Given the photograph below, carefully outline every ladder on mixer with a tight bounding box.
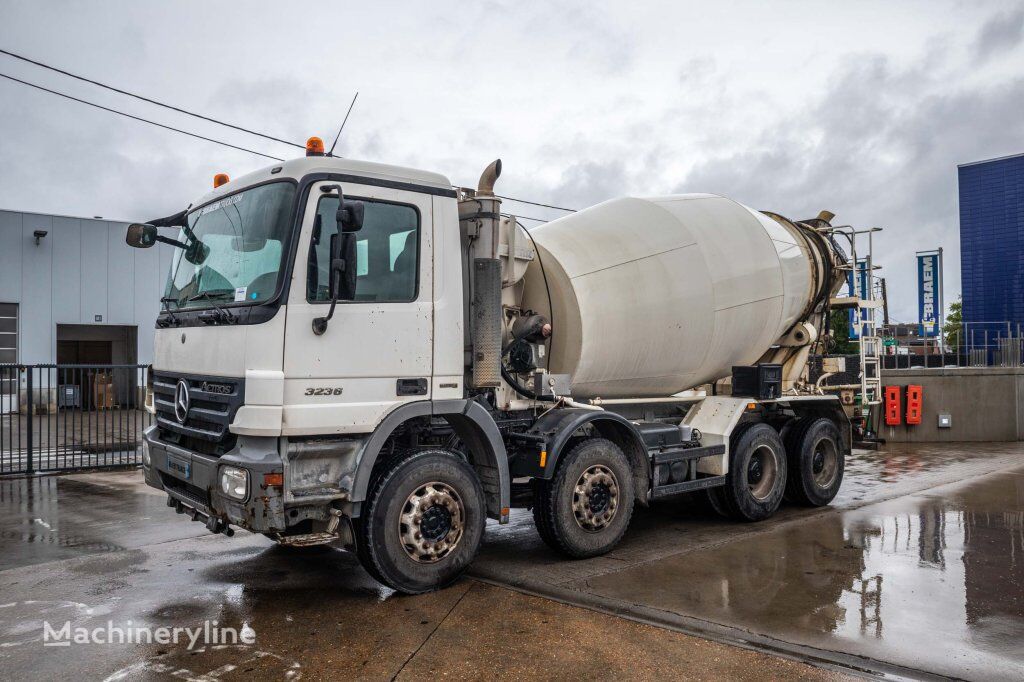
[854,301,883,406]
[828,226,884,407]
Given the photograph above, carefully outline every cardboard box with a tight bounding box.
[93,373,115,410]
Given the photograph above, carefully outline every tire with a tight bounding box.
[783,417,844,507]
[703,486,731,518]
[356,449,486,594]
[720,422,787,522]
[533,438,635,558]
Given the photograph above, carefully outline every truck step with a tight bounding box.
[651,475,727,499]
[651,443,725,465]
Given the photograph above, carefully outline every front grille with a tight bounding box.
[161,472,210,509]
[153,372,244,456]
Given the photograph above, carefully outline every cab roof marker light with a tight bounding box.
[213,173,229,188]
[306,136,325,157]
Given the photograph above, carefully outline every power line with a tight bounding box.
[0,47,305,151]
[0,48,586,212]
[494,194,577,212]
[503,213,549,224]
[0,72,284,161]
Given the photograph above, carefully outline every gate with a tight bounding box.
[0,364,152,475]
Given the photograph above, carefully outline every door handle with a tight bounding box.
[396,378,428,396]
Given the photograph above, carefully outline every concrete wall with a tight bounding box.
[0,209,176,367]
[881,367,1024,442]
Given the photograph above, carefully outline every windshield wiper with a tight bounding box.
[157,296,181,327]
[186,289,234,303]
[187,290,237,324]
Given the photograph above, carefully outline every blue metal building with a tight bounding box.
[958,153,1024,338]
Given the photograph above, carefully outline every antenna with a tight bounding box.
[328,92,359,157]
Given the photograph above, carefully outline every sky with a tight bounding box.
[1,0,1022,322]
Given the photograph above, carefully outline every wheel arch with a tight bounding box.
[776,397,852,457]
[529,409,651,506]
[350,400,510,522]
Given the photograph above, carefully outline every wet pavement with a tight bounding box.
[472,443,1024,680]
[0,442,1022,680]
[0,473,845,681]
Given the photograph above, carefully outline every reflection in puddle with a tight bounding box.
[581,470,1024,678]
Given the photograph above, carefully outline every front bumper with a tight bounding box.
[142,425,286,533]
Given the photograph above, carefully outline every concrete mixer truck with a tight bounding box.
[127,140,853,593]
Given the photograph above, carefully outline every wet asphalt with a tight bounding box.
[0,442,1022,680]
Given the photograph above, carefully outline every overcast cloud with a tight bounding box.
[1,0,1022,321]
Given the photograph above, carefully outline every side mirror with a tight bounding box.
[126,223,158,248]
[338,200,364,233]
[313,187,361,335]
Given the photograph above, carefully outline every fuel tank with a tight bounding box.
[520,194,829,398]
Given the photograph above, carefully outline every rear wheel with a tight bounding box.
[356,449,485,594]
[533,438,635,558]
[783,417,844,506]
[720,423,787,521]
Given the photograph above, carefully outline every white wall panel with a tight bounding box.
[79,219,109,325]
[51,217,82,325]
[0,211,23,304]
[106,221,134,324]
[134,237,164,365]
[20,213,53,364]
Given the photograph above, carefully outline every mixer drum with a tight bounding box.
[521,194,819,398]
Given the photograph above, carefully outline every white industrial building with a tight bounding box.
[0,208,174,367]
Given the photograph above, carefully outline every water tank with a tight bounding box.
[521,194,825,398]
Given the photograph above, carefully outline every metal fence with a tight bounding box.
[879,321,1024,370]
[0,364,152,475]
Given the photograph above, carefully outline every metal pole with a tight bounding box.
[25,367,33,475]
[937,247,944,338]
[880,277,890,326]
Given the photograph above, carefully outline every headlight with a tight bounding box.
[220,466,248,500]
[141,440,151,467]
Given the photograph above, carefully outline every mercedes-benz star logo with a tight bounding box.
[174,379,190,424]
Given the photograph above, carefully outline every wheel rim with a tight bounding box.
[573,464,619,532]
[811,438,839,488]
[747,445,779,501]
[398,481,464,564]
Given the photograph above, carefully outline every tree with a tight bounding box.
[828,309,859,354]
[943,297,962,350]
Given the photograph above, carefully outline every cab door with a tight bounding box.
[282,180,433,435]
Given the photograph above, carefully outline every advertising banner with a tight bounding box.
[917,251,943,337]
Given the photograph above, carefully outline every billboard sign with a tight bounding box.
[917,250,943,337]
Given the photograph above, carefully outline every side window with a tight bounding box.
[308,196,420,303]
[0,302,16,365]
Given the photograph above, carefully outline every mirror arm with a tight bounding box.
[155,234,189,249]
[313,258,346,336]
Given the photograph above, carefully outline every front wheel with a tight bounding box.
[356,449,486,594]
[533,438,635,558]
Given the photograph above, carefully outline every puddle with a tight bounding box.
[575,469,1024,679]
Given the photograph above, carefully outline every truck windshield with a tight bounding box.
[163,182,295,310]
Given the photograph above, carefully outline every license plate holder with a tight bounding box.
[167,454,191,481]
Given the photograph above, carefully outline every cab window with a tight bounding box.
[308,196,419,302]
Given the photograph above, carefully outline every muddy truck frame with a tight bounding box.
[128,142,852,593]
